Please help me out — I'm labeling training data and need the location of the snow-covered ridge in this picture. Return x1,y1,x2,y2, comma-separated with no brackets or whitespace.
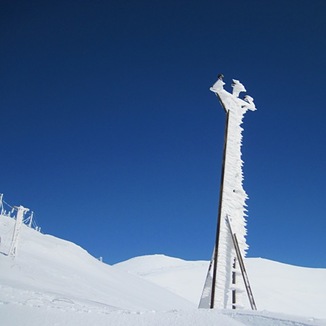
113,254,208,304
0,215,193,312
1,215,326,326
114,254,326,319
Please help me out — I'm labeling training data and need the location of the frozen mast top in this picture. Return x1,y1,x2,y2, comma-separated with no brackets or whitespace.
210,74,256,113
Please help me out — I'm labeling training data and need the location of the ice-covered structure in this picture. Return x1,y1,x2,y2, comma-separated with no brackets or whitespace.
199,76,256,310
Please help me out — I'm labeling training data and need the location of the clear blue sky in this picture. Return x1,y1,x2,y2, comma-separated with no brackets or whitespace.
1,0,326,267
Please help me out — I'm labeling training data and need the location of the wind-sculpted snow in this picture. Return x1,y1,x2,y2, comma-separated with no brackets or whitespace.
1,215,326,326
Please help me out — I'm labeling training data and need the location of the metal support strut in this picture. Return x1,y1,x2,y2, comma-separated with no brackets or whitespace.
226,215,257,310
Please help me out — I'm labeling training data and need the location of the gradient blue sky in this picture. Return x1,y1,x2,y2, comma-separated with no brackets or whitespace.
1,0,326,267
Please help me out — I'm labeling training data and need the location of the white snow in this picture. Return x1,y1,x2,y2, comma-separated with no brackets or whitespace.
115,255,326,320
113,254,209,304
1,215,326,326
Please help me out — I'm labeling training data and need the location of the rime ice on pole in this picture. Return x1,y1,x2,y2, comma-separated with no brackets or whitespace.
199,76,256,310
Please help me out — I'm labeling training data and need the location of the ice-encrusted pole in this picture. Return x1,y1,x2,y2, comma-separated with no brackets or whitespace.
0,193,4,215
199,75,256,310
9,205,29,258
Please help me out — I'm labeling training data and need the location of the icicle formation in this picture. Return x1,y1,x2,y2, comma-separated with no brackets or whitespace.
199,76,256,310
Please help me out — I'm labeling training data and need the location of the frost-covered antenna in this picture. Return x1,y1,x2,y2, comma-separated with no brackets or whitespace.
26,211,34,228
8,205,29,258
0,193,4,215
199,75,256,310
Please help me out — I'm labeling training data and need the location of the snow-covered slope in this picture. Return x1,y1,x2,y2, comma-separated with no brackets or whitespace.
113,254,208,304
0,215,192,312
1,215,326,326
246,258,326,319
114,255,326,319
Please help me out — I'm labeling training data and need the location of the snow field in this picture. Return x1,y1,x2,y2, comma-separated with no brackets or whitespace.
1,215,326,325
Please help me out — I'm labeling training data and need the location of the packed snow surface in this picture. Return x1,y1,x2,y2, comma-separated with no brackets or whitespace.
1,215,326,326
